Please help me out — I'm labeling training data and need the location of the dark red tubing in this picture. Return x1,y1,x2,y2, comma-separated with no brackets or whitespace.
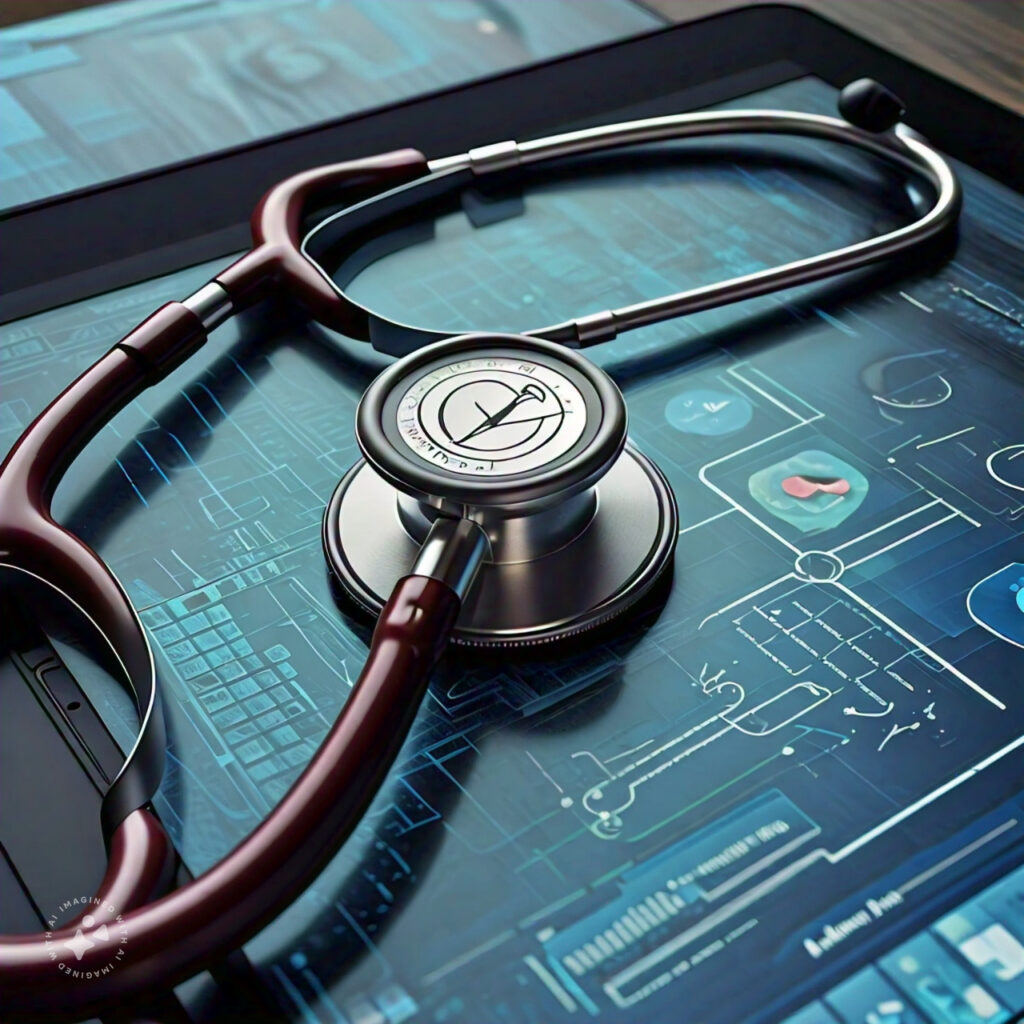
0,575,460,1020
0,149,429,831
0,149,441,1019
0,151,430,835
217,148,428,331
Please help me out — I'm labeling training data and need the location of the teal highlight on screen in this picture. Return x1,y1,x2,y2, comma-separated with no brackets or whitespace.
785,860,1024,1024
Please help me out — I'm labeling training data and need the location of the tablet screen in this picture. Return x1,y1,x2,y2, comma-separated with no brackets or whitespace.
3,74,1023,1024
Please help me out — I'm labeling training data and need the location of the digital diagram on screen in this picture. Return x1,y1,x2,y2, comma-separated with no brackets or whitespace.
2,77,1024,1024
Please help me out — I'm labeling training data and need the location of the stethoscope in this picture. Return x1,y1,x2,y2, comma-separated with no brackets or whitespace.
0,79,960,1019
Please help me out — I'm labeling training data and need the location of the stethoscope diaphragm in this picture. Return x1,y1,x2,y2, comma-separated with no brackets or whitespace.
323,333,678,646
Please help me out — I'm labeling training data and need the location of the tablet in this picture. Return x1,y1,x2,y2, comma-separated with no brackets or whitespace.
1,7,1022,1022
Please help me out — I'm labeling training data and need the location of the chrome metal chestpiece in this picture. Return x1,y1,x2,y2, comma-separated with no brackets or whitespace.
323,334,679,646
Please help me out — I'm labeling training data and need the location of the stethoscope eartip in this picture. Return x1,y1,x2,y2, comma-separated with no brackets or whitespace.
838,78,906,133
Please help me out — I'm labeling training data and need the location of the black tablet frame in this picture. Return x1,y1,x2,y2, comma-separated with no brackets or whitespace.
0,3,1020,325
0,4,1020,1016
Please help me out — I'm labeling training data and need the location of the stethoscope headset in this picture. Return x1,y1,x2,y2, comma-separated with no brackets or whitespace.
0,80,960,1019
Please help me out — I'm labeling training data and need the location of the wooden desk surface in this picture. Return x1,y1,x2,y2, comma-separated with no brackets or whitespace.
647,0,1023,115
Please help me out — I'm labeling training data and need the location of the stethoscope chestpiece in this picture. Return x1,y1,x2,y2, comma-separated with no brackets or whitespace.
357,333,627,514
324,333,678,647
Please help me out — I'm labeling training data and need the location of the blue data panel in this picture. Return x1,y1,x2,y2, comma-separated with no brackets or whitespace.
2,77,1024,1022
0,0,659,209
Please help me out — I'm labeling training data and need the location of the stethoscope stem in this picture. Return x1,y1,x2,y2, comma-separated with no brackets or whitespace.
411,517,491,600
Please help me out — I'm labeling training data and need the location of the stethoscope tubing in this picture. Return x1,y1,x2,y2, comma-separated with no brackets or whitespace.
0,574,462,1018
0,150,429,838
0,149,434,1018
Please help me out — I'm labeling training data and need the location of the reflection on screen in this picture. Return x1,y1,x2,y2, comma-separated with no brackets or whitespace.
0,0,658,209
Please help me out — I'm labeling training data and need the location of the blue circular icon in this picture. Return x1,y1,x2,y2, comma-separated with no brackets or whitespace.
665,388,752,436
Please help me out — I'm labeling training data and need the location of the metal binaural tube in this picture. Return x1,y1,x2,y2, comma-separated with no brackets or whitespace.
410,516,490,600
428,111,931,179
309,106,961,354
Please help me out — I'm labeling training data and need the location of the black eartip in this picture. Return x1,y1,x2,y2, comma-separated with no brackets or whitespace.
838,79,906,132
